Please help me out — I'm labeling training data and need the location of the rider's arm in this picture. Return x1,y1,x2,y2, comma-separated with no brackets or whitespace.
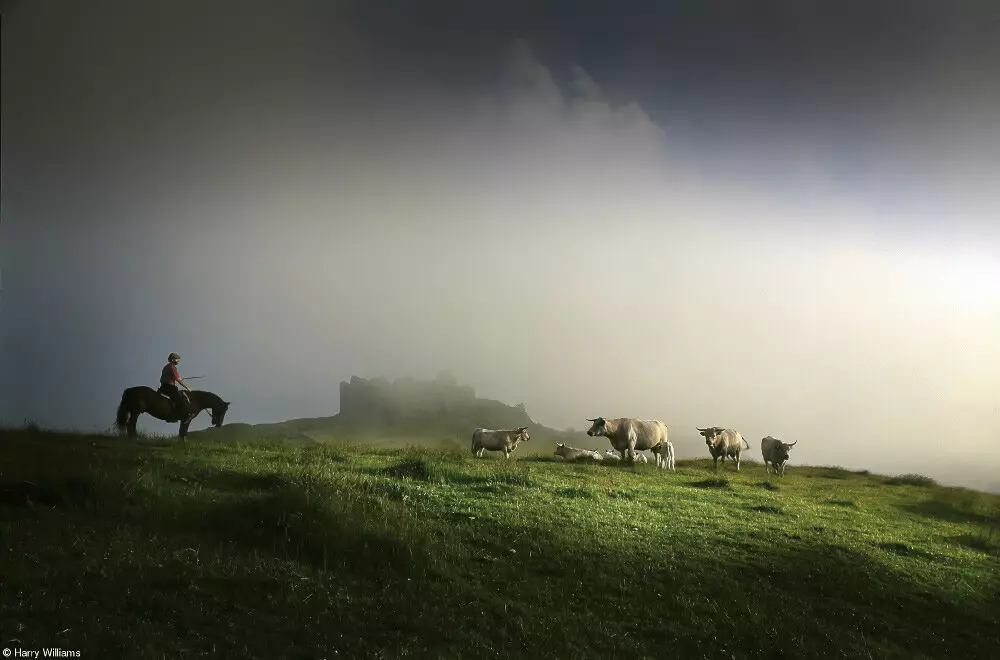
171,364,192,392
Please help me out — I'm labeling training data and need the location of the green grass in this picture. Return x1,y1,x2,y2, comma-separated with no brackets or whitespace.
2,428,999,659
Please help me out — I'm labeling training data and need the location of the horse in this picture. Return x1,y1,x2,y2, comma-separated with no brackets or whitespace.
114,387,231,440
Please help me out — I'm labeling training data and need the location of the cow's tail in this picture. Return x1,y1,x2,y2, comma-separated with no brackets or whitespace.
742,435,750,450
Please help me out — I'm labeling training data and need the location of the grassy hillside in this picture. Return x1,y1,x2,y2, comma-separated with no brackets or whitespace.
2,428,999,659
184,411,593,454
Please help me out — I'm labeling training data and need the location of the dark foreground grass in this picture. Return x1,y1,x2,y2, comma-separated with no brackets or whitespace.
2,429,999,659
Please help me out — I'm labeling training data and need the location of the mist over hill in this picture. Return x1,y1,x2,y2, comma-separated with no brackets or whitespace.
188,372,703,456
182,371,998,493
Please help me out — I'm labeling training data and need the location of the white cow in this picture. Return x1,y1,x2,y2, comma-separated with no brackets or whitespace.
606,448,651,465
554,443,603,461
471,427,530,459
698,427,749,471
585,417,670,464
761,436,798,476
650,441,676,471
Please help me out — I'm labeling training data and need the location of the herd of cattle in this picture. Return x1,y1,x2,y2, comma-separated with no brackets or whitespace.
471,416,800,476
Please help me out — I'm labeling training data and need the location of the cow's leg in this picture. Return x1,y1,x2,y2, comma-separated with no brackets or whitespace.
713,455,718,471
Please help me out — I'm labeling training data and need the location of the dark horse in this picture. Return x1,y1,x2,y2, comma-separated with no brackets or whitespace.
114,387,231,439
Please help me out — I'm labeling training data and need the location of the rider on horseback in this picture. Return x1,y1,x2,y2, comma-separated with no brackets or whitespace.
158,352,192,422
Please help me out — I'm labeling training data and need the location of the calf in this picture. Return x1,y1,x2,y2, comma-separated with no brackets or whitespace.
471,427,530,459
650,441,676,471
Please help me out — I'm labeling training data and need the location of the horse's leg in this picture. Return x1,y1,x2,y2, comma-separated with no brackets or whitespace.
128,411,139,438
179,420,190,440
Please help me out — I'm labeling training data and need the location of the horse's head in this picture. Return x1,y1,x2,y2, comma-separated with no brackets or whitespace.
210,400,231,427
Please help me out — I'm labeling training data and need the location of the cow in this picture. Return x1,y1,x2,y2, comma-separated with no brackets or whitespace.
650,441,676,471
606,448,648,464
698,427,749,471
471,427,530,459
585,417,670,464
554,443,603,461
761,436,798,476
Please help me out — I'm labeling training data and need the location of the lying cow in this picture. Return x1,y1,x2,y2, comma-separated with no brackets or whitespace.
698,427,749,471
471,427,530,459
586,417,670,463
554,443,603,461
761,436,798,476
606,448,651,464
650,441,676,471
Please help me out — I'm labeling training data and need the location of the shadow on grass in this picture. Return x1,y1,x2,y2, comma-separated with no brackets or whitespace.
558,486,598,499
687,478,731,489
465,515,1000,660
0,476,101,508
163,468,291,493
811,472,849,480
374,457,535,488
0,430,149,513
875,541,938,561
901,498,1000,526
148,467,439,579
953,531,1000,557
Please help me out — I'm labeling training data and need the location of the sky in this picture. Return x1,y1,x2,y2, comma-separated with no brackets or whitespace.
2,1,999,490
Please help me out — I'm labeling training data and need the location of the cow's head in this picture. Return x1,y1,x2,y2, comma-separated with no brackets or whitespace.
554,442,566,456
775,439,798,463
586,417,607,437
697,427,722,445
515,427,530,442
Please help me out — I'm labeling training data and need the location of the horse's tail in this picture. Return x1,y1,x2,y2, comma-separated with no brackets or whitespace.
113,390,129,434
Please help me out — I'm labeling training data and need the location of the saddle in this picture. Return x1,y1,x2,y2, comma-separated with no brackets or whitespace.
159,390,192,422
